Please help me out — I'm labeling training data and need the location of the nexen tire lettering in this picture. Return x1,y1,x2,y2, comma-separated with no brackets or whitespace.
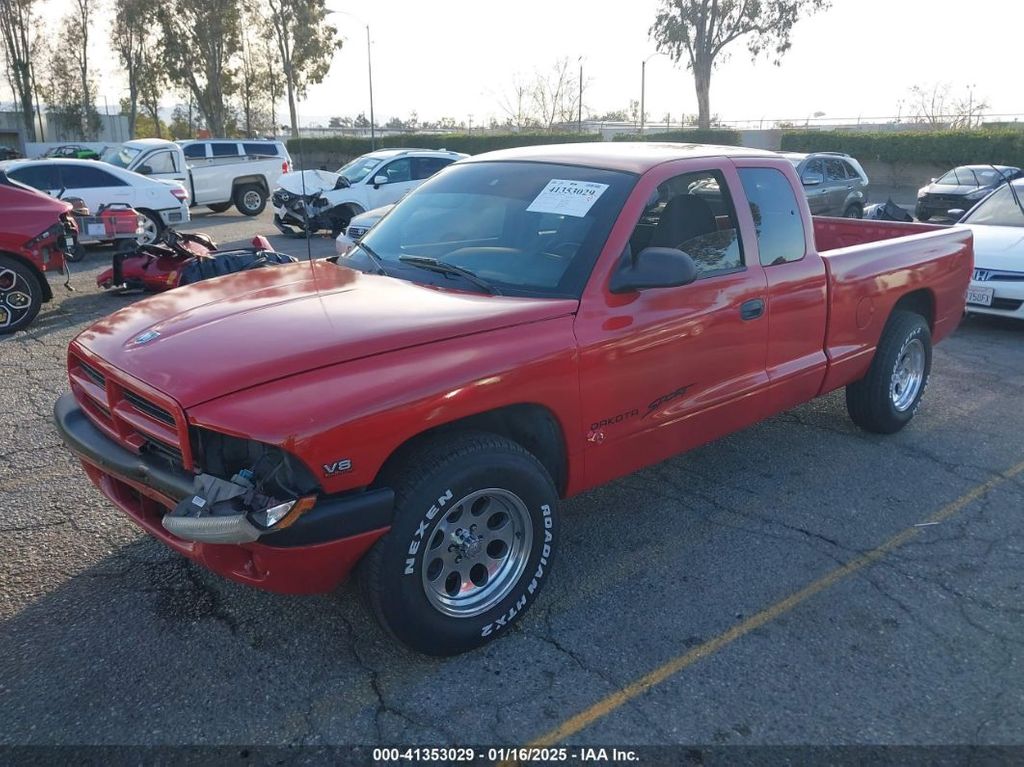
480,504,553,637
404,488,454,575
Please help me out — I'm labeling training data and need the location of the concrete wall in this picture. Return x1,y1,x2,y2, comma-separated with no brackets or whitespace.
0,111,131,152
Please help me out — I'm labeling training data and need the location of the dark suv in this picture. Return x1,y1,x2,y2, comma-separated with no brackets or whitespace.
783,152,870,218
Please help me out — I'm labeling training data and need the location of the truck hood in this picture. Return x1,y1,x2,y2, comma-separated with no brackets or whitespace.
74,260,577,408
965,224,1024,272
276,169,341,196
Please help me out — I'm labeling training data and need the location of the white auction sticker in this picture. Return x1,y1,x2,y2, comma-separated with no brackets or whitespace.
526,179,609,218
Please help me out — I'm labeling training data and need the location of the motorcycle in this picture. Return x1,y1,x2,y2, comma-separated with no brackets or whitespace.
97,228,297,294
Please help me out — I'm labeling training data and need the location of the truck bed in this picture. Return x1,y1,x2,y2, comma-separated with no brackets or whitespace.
812,216,974,395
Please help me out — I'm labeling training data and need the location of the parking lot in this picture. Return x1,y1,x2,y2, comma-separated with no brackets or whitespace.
1,208,1023,750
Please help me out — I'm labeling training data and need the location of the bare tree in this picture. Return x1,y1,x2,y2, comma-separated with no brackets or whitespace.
41,1,101,139
907,83,988,129
531,58,582,130
0,0,41,141
264,0,342,137
497,75,536,130
650,0,829,129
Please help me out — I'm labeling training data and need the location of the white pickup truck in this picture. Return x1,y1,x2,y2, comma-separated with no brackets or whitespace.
101,138,292,216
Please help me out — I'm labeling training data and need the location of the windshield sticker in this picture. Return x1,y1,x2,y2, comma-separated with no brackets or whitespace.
526,179,609,218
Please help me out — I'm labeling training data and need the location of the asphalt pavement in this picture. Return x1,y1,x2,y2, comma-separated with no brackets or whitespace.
1,208,1022,753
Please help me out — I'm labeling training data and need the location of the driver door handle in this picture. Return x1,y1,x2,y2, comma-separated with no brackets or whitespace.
740,298,765,321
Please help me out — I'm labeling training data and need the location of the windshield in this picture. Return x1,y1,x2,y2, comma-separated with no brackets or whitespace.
101,145,141,168
337,156,383,184
350,161,636,298
962,185,1024,227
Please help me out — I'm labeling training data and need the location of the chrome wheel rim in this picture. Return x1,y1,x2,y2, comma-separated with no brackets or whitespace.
0,267,34,328
138,216,159,245
242,190,262,211
420,488,533,618
890,337,925,412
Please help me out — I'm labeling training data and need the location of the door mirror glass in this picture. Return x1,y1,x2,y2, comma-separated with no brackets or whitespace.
802,171,824,187
609,247,698,294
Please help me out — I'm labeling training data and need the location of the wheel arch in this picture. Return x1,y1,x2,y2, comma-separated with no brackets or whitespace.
373,402,570,496
891,288,935,332
231,175,270,193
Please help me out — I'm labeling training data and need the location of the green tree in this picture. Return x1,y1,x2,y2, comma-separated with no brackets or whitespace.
112,0,166,138
157,0,242,136
0,0,41,141
41,2,101,140
264,0,342,137
650,0,829,129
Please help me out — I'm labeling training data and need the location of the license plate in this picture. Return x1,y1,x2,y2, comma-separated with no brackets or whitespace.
967,286,994,306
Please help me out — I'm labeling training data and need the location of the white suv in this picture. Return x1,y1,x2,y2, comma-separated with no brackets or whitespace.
272,148,466,236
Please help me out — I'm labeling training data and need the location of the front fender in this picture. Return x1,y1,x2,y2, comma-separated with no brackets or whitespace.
186,317,585,496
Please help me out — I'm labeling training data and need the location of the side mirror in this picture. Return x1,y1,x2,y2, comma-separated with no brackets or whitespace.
373,174,388,187
137,164,153,175
609,247,698,294
802,172,824,187
930,178,937,183
947,208,965,220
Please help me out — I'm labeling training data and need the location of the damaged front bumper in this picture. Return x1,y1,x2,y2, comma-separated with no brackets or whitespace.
53,392,394,594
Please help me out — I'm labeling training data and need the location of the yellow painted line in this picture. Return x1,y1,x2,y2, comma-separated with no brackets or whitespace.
525,459,1024,749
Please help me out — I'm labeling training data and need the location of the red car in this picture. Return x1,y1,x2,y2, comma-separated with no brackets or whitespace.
0,174,76,333
54,144,973,654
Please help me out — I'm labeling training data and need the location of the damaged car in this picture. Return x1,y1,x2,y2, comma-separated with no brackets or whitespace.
271,148,465,237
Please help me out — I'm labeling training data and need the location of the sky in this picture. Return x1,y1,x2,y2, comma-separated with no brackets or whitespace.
32,0,1024,129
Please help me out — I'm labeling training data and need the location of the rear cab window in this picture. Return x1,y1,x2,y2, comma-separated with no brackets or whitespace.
182,143,207,160
737,167,806,266
210,143,241,158
242,142,279,158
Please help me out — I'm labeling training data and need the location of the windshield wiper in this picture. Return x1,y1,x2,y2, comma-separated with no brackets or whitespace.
398,255,501,295
352,242,390,276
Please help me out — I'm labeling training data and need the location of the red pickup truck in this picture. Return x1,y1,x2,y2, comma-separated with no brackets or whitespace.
54,144,972,655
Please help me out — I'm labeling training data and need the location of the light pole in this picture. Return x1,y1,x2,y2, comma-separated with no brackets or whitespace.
640,52,665,136
578,56,584,133
329,8,376,149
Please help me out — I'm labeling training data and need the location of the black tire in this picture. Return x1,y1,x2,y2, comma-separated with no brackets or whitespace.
0,255,43,334
846,311,932,434
362,431,559,656
233,184,267,216
916,208,931,222
843,203,864,219
329,207,357,239
206,202,232,213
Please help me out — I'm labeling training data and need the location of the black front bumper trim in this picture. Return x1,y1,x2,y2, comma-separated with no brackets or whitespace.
54,392,395,547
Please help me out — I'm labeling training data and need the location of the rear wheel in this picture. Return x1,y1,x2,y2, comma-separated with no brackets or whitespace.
916,208,931,222
361,432,559,656
233,184,267,216
843,203,864,219
846,311,932,434
0,255,43,334
206,202,232,213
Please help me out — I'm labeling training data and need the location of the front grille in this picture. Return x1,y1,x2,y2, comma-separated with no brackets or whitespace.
123,389,175,426
68,350,193,471
78,360,106,387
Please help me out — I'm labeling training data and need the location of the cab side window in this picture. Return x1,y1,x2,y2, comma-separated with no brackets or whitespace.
378,158,412,184
737,167,806,266
146,151,178,174
626,169,744,279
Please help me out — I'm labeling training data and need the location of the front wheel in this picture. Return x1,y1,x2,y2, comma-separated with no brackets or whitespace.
362,432,559,656
0,255,43,334
916,208,931,222
206,202,232,213
843,203,863,219
846,311,932,434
